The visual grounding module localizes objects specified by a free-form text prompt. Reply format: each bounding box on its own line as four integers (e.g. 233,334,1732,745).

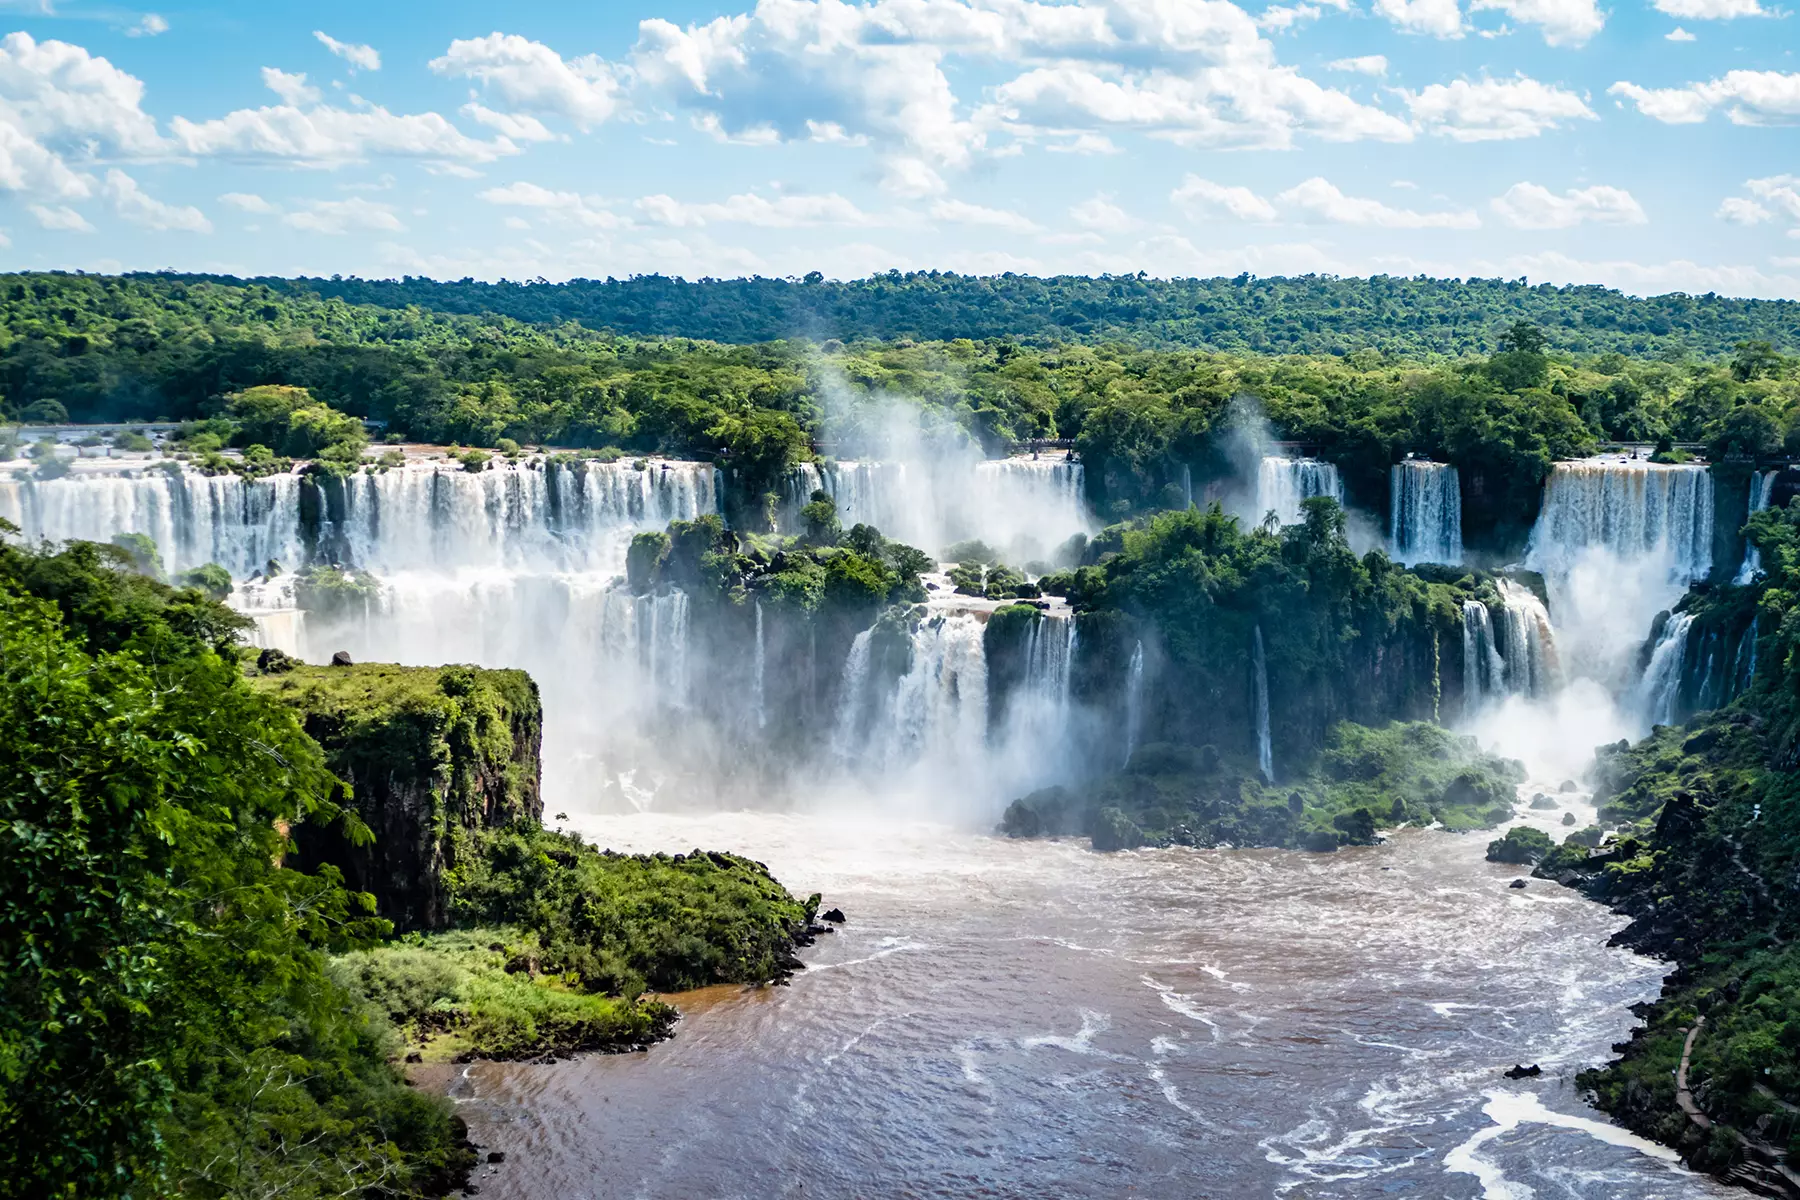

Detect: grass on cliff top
330,928,676,1063
446,824,816,996
1003,720,1524,852
250,661,538,729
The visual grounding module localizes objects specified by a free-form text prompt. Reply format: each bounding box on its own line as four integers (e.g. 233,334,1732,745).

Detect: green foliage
178,561,232,601
445,826,811,996
111,429,153,452
627,530,671,595
227,383,368,461
108,531,164,581
292,563,383,619
0,535,460,1200
1486,825,1554,864
800,489,841,546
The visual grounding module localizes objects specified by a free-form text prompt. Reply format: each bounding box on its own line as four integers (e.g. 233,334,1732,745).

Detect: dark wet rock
1558,780,1579,793
330,649,354,666
1529,794,1558,810
1562,812,1577,826
821,908,846,923
1504,1064,1543,1079
256,646,296,673
1509,879,1528,889
488,1151,506,1164
405,1050,423,1063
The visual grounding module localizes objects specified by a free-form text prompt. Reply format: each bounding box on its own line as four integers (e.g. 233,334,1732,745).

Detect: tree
800,490,841,546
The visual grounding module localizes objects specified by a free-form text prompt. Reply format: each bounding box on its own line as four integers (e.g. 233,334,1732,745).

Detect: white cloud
929,198,1039,232
261,67,321,107
1407,76,1597,140
1280,176,1480,228
171,69,518,166
1069,193,1137,233
1609,71,1800,126
1665,26,1698,39
220,191,277,214
635,191,877,228
429,33,620,129
1371,0,1464,38
314,31,381,72
1746,175,1800,220
102,169,211,232
1469,0,1606,46
1257,4,1323,31
1328,55,1388,75
1653,0,1766,17
0,32,165,201
29,202,92,231
1490,182,1646,229
1718,196,1772,224
281,196,403,234
881,156,947,198
461,103,558,143
477,180,623,228
1171,174,1278,221
126,14,168,37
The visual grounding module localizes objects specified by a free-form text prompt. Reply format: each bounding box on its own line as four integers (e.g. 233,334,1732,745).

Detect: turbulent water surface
442,810,1730,1200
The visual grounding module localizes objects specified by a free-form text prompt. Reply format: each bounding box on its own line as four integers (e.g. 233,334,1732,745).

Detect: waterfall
831,629,875,759
1182,464,1193,509
1461,601,1504,718
783,455,1093,558
1632,612,1695,728
1493,579,1560,699
1015,614,1077,747
1388,461,1462,566
866,613,989,774
753,601,766,730
1256,457,1343,527
1735,469,1779,583
1122,639,1145,767
1252,626,1273,783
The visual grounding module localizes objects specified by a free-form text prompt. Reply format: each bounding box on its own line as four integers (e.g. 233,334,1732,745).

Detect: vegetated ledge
252,655,826,1066
1533,712,1800,1198
1002,720,1524,852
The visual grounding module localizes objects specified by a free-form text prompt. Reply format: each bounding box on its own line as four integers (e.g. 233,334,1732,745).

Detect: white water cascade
1494,579,1560,699
752,601,766,731
1122,639,1145,767
784,455,1093,561
1255,457,1343,528
3,456,723,810
1253,626,1273,783
1524,461,1714,689
1388,461,1462,566
1461,601,1506,719
854,612,990,785
1631,612,1695,728
1735,469,1779,584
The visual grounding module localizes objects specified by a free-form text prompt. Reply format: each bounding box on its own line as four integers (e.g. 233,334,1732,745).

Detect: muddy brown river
438,802,1733,1200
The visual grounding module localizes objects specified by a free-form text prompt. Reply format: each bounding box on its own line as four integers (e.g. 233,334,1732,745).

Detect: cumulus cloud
102,169,211,232
29,202,93,231
929,198,1040,232
461,103,558,142
1328,55,1388,75
1490,182,1646,229
1665,25,1698,38
1256,4,1324,31
1279,176,1480,227
430,33,620,129
1171,174,1279,221
219,191,277,213
1069,193,1137,233
1652,0,1766,17
0,32,166,201
1371,0,1464,38
314,31,380,72
635,191,878,228
281,196,403,234
1407,76,1597,140
1469,0,1606,46
171,67,519,166
477,180,623,228
1609,70,1800,126
1718,196,1772,224
126,14,168,37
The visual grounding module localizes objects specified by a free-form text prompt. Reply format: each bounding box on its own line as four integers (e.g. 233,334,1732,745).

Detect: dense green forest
147,272,1800,358
0,529,818,1199
5,273,1797,547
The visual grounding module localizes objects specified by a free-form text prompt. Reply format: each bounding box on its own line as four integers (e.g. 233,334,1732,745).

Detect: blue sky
0,0,1796,295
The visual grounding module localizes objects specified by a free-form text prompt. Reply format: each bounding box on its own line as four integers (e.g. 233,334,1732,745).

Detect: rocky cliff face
254,661,542,931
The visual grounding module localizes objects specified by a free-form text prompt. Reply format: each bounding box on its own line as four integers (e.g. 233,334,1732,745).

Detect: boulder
1503,1064,1542,1079
821,908,846,923
330,649,354,666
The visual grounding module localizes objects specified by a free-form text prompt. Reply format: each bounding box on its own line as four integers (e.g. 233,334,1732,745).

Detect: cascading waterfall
1122,640,1145,766
1256,457,1343,527
865,613,989,776
1461,601,1505,718
1524,460,1714,690
1632,612,1695,728
1252,626,1273,783
1493,579,1560,699
783,456,1092,558
753,601,766,730
1735,469,1780,583
1388,460,1462,566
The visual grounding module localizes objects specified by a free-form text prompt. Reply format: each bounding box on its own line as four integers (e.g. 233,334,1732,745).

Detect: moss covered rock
254,663,542,931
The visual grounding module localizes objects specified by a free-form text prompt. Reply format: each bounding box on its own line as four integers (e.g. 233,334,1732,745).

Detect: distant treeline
131,271,1798,359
